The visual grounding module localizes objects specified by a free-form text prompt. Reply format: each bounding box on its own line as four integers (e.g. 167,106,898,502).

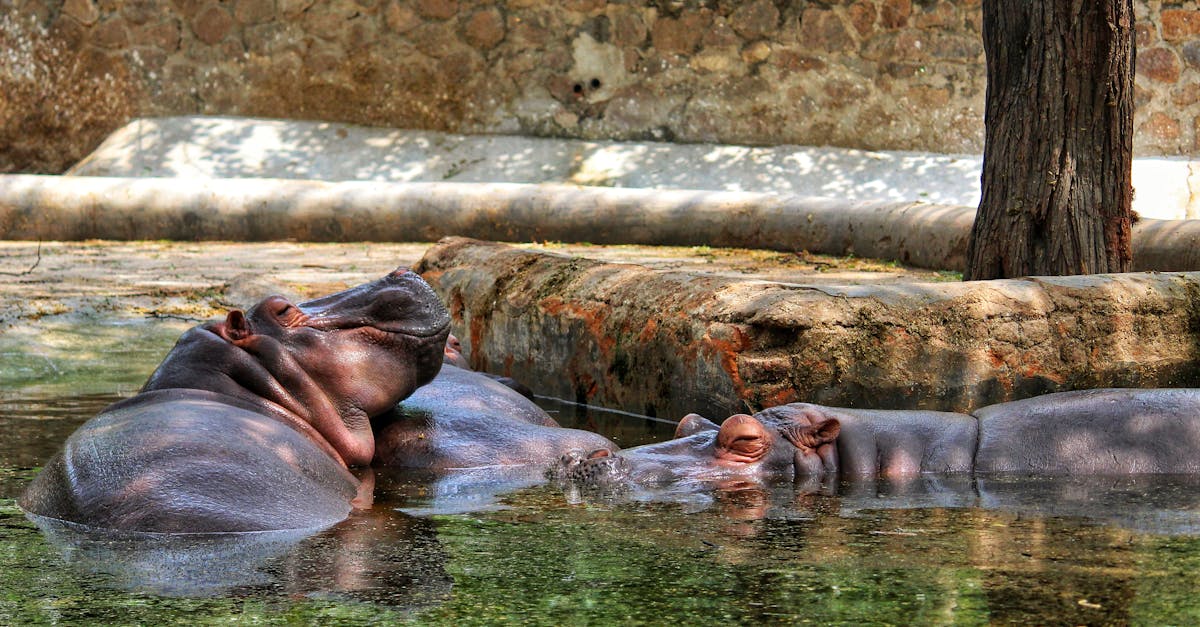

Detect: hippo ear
216,309,253,343
781,418,841,450
814,418,840,444
675,413,720,438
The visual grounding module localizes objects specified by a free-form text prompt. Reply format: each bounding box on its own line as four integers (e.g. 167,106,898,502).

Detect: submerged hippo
553,388,1200,491
373,337,616,469
551,410,842,490
20,269,450,533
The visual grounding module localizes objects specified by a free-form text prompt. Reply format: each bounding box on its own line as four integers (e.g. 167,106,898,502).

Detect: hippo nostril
587,449,613,459
388,268,412,278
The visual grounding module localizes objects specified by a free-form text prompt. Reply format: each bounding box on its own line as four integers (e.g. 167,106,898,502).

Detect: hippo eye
272,301,308,326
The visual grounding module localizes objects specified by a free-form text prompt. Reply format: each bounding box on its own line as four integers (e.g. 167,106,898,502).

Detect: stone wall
2,0,1198,173
417,238,1200,418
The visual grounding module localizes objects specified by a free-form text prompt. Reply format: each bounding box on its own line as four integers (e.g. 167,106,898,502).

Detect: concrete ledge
68,117,1200,220
3,174,1200,272
416,238,1200,419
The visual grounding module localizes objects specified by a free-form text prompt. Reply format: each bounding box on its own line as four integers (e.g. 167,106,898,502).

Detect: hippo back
374,365,616,468
763,404,978,477
973,388,1200,474
20,390,359,533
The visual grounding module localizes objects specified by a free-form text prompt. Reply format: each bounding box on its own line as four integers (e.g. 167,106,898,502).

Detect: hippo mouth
296,269,452,339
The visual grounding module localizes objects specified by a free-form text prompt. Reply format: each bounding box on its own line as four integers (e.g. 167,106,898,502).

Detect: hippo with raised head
20,269,450,533
552,388,1200,492
373,337,616,469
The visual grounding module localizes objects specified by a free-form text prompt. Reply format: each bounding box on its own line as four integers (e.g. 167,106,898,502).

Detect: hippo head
552,410,841,491
142,268,451,467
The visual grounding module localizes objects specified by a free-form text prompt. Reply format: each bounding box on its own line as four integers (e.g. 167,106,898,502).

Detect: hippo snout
549,449,631,489
298,267,451,338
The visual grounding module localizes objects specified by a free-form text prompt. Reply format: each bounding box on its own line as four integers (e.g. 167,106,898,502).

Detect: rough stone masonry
2,0,1199,173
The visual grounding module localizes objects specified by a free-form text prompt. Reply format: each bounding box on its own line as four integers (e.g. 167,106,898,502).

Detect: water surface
6,394,1200,625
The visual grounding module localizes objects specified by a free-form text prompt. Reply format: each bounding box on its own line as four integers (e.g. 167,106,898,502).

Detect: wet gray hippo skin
441,334,534,399
373,362,617,470
20,269,451,533
972,388,1200,474
555,388,1200,487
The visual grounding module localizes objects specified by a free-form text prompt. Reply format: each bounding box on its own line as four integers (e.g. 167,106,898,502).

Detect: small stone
1183,41,1200,70
123,0,159,25
464,8,505,50
1161,9,1200,42
799,8,853,53
553,108,579,129
905,85,950,108
880,0,911,29
770,48,826,72
48,13,88,47
192,4,235,45
729,0,778,39
303,7,348,41
132,19,182,51
1142,112,1180,141
385,2,420,34
234,0,275,25
825,79,871,107
279,0,315,19
650,11,711,55
63,0,100,25
847,1,877,37
1134,84,1153,109
411,22,459,58
690,48,739,74
609,10,646,47
416,0,457,20
171,0,209,20
912,1,959,29
1138,47,1181,84
92,18,130,48
741,40,771,63
126,45,167,72
701,17,741,48
307,48,344,75
1135,21,1157,48
1173,83,1200,107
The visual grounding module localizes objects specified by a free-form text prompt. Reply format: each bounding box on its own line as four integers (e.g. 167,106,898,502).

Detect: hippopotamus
553,388,1200,491
20,269,450,533
373,337,616,469
551,409,842,491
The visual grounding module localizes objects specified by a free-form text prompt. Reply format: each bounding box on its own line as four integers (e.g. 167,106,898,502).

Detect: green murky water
6,323,1200,624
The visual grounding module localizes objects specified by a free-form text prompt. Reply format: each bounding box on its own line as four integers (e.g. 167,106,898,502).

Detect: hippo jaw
144,268,451,467
295,268,451,339
551,412,841,490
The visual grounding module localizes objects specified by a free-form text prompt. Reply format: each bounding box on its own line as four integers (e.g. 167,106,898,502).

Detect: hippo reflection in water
552,388,1200,492
20,269,451,533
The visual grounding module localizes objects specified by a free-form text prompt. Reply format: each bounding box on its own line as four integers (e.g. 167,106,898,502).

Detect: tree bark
965,0,1135,280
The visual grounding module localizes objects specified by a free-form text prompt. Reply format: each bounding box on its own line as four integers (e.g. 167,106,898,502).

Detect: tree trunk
964,0,1135,281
